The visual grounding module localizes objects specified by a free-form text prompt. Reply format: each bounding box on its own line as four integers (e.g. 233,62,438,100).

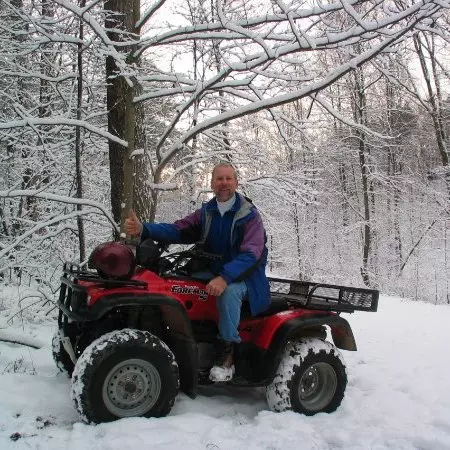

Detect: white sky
0,288,449,449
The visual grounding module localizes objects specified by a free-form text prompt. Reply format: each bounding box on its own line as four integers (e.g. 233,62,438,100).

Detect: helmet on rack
88,241,135,279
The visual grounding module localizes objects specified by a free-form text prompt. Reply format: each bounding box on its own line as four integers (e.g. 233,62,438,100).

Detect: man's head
211,163,238,202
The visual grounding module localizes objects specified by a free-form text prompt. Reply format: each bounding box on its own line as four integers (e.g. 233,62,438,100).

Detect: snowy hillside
0,293,449,450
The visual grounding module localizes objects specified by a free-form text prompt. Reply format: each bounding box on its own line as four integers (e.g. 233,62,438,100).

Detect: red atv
53,240,378,423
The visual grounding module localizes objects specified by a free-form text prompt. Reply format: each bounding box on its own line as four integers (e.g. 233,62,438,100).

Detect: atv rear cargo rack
268,277,378,313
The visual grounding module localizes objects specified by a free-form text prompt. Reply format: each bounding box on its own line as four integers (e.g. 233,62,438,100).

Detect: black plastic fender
257,314,356,385
59,293,198,398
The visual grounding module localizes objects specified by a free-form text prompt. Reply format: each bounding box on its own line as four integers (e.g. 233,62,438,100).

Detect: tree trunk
75,0,86,261
414,33,449,193
352,68,372,286
105,0,141,236
385,78,403,268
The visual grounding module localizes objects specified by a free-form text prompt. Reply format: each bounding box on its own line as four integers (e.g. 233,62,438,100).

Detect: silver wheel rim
297,362,337,411
102,358,161,417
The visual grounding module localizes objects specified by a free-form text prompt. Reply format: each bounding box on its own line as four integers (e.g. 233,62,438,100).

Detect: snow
0,294,450,449
130,148,145,158
144,182,178,191
0,330,44,350
0,117,128,147
0,189,117,229
0,193,118,265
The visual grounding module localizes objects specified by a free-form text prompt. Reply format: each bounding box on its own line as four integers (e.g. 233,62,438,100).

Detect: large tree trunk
105,0,141,236
75,0,86,261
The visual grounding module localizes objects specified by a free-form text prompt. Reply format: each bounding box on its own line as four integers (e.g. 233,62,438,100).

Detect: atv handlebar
145,243,222,277
187,246,222,261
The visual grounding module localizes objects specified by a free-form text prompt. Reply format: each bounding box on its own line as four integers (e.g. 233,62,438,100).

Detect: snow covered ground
0,291,450,450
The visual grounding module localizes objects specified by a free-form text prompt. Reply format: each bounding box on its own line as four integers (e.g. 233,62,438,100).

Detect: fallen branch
0,331,44,349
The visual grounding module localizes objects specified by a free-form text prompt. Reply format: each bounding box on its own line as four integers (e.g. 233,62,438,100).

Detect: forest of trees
1,0,450,305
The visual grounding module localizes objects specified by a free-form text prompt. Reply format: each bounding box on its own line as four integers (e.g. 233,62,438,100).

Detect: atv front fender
58,292,198,398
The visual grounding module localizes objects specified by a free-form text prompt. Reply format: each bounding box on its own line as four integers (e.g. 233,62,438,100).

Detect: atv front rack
268,277,379,313
57,263,148,323
62,262,147,288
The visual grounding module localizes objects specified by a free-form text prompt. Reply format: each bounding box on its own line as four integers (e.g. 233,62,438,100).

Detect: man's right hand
124,210,143,237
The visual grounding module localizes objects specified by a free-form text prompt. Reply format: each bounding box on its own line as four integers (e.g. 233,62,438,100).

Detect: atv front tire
52,331,74,377
71,329,179,423
266,338,347,415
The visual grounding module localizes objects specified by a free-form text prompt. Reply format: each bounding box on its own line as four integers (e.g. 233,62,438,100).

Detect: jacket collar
206,193,241,212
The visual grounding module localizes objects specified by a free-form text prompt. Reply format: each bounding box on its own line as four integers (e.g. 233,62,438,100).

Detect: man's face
211,166,238,202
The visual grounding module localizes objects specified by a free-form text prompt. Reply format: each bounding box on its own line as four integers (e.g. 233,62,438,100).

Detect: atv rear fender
263,314,356,382
269,314,357,351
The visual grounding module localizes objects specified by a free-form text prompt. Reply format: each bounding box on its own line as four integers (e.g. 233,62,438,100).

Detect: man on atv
125,163,270,382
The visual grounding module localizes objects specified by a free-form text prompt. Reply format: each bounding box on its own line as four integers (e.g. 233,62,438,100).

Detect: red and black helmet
88,241,135,279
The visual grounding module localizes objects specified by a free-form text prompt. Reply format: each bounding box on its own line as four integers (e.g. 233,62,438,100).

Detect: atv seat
240,295,289,319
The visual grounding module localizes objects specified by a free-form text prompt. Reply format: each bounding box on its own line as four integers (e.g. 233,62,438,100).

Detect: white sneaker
209,364,235,382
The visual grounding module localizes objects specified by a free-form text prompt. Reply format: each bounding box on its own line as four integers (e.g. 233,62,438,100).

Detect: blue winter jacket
141,193,270,316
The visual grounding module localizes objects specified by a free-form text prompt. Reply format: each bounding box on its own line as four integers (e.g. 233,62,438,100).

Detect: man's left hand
206,276,228,297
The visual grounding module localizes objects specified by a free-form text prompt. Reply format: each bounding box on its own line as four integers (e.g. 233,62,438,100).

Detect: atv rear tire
71,329,179,423
266,338,347,415
52,331,74,377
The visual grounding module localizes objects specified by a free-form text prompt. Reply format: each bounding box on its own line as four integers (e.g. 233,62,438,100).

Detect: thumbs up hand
124,210,143,236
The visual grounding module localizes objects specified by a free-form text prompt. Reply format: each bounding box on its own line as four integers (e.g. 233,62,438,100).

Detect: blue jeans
193,270,247,343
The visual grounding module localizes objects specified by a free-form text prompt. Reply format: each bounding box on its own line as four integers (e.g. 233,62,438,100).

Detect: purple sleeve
173,209,202,243
220,211,266,282
239,212,265,258
173,209,201,230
